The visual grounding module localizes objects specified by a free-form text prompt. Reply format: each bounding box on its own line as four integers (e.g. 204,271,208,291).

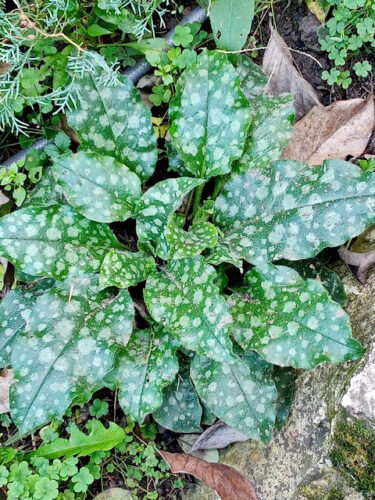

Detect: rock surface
185,266,375,500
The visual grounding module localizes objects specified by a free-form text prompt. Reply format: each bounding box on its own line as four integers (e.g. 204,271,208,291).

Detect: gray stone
185,266,375,500
93,488,132,500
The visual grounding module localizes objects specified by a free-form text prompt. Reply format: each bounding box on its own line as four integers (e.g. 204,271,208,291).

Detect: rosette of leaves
0,50,372,443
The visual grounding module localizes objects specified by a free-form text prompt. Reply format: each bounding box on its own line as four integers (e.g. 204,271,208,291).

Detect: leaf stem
192,183,204,219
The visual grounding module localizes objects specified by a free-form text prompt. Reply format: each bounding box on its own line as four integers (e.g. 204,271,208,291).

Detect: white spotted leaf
9,275,135,434
158,213,218,260
0,279,54,367
144,257,234,363
191,350,277,443
169,51,252,179
67,74,157,182
136,177,204,254
99,249,155,290
0,204,124,279
228,265,363,369
232,94,295,175
52,152,142,223
236,55,267,99
115,327,179,423
153,374,203,433
214,160,375,266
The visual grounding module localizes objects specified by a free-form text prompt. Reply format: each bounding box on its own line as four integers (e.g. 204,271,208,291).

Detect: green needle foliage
0,23,371,446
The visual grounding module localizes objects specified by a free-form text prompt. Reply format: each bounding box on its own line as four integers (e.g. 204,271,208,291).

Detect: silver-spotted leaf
67,74,157,182
232,94,295,175
214,160,375,266
278,258,347,306
144,257,234,363
115,328,179,422
236,55,267,99
0,279,54,367
9,276,134,433
228,265,363,369
169,51,251,178
205,240,243,270
99,250,155,289
210,0,255,52
158,213,218,259
191,351,277,443
31,420,125,459
52,152,142,223
153,375,203,433
136,177,204,251
0,204,123,279
24,168,65,208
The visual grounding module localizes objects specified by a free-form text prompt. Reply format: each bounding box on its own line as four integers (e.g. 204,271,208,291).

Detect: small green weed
319,0,375,88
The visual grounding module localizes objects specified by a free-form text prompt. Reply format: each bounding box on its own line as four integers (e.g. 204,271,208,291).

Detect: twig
338,245,375,284
133,298,149,319
215,46,323,68
14,3,85,53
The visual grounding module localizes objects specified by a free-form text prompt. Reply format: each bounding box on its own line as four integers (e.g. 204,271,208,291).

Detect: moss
297,484,344,500
330,413,375,496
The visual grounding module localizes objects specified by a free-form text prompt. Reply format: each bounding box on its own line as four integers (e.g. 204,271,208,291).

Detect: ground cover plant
1,0,375,498
0,44,372,439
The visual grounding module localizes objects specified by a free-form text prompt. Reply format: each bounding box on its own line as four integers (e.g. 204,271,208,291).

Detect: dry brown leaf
190,422,248,452
0,62,11,75
159,450,258,500
0,369,13,414
282,97,375,164
262,26,321,120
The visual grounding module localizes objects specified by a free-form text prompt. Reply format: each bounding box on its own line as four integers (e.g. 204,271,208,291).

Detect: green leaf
191,350,277,443
158,213,218,259
236,55,267,99
67,74,157,182
0,279,54,367
115,327,179,422
228,265,363,369
30,420,124,459
99,250,155,289
0,204,123,279
9,276,134,433
153,375,203,433
278,258,347,306
232,94,295,175
136,177,204,252
214,160,375,266
24,168,65,208
169,51,251,178
273,366,296,430
87,24,112,37
144,257,234,363
210,0,255,51
52,152,142,223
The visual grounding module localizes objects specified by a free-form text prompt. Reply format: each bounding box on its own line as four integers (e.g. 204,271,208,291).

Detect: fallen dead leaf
263,26,321,120
190,421,248,452
159,450,258,500
282,96,375,164
0,62,11,76
0,369,13,414
93,489,131,500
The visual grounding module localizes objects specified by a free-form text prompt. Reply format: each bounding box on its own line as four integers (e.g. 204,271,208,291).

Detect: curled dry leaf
0,368,13,414
190,421,248,452
338,246,375,284
262,26,321,120
159,450,258,500
282,97,375,164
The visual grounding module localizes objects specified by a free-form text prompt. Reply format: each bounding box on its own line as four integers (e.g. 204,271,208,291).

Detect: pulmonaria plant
0,49,373,442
